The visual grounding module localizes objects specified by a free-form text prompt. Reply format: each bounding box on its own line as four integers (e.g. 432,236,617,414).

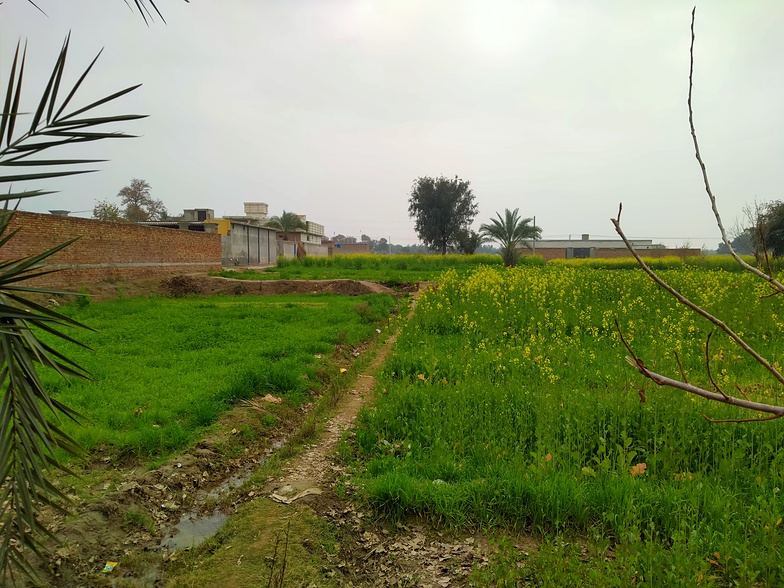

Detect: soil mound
158,275,203,297
158,277,397,297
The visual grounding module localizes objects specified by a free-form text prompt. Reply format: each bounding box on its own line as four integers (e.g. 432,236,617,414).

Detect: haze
4,1,783,247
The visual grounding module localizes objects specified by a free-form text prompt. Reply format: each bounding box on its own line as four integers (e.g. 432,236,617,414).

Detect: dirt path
263,282,405,498
259,283,491,587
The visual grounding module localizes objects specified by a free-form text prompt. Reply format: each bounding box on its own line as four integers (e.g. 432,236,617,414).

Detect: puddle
160,435,289,552
160,510,228,551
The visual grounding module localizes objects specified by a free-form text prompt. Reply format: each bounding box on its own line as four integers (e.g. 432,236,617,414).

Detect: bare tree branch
610,8,784,421
687,7,784,294
622,356,784,419
674,351,689,383
612,207,784,389
704,331,729,399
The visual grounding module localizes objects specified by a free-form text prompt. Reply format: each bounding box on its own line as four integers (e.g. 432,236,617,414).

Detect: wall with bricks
3,212,222,289
523,247,702,261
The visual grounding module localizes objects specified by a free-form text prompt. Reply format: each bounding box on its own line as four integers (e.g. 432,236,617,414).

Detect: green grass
352,265,784,585
215,253,527,282
38,293,395,459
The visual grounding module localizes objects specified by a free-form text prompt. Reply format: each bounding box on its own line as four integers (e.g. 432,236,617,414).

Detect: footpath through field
166,281,493,587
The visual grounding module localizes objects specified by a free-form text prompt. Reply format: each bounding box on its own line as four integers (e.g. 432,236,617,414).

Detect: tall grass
38,293,395,458
218,253,531,282
354,266,784,585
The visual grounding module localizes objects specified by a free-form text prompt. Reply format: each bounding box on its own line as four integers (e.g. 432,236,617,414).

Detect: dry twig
609,9,783,422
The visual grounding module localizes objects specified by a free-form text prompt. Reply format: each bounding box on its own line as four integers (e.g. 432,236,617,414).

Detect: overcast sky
4,1,783,247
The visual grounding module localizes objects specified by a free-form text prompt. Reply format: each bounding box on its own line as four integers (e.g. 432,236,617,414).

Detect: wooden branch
735,384,751,401
674,351,689,383
608,9,784,422
758,223,773,278
704,331,729,399
688,8,784,294
624,356,784,418
703,413,783,424
612,208,784,388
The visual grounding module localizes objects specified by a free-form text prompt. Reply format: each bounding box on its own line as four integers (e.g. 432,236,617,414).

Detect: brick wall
2,212,222,289
593,247,702,259
524,247,702,261
323,242,371,256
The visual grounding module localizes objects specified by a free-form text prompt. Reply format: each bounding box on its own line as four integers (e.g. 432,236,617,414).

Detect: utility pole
533,215,536,255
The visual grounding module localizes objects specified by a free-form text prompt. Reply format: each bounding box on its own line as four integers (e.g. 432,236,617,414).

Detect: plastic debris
102,561,118,574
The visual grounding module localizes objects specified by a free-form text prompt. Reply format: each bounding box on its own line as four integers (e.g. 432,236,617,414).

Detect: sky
3,0,783,248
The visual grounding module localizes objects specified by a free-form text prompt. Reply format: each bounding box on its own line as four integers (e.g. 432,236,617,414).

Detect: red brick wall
3,212,222,289
323,242,371,255
592,248,702,259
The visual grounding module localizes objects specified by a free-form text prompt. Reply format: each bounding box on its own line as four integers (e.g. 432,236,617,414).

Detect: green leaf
0,42,21,149
0,169,95,183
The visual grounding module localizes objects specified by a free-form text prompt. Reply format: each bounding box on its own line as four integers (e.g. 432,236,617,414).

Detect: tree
264,210,306,238
717,231,753,255
738,200,784,263
455,228,487,255
92,199,122,222
93,179,166,222
612,9,784,421
118,178,166,222
480,208,541,267
375,237,389,254
0,36,146,583
408,175,478,255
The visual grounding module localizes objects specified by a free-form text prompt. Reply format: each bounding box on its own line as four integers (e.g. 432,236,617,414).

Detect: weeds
35,293,395,460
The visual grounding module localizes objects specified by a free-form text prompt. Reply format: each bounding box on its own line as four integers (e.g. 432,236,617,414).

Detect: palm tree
264,210,307,239
0,35,147,584
480,208,541,267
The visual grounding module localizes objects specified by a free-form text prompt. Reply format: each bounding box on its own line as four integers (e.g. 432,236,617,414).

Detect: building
527,234,701,261
139,202,329,263
321,240,371,255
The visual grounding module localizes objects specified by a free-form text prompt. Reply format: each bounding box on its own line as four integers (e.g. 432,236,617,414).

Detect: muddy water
159,438,287,552
160,511,228,551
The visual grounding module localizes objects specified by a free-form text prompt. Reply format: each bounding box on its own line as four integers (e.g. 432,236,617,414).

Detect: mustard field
354,265,784,585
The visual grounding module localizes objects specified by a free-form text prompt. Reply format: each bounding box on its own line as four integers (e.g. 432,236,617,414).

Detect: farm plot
39,292,395,459
354,265,784,585
217,253,508,282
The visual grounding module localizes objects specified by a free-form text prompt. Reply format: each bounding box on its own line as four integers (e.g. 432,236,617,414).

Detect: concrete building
215,220,279,266
322,240,371,255
183,208,215,222
140,202,329,263
526,234,701,261
244,202,268,219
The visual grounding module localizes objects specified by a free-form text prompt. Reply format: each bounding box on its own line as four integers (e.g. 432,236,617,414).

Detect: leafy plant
264,210,307,236
408,175,479,255
480,208,541,267
0,36,144,583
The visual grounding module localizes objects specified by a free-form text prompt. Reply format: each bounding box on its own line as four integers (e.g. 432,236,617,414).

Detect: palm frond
0,36,146,201
23,0,191,25
480,208,541,267
0,33,145,583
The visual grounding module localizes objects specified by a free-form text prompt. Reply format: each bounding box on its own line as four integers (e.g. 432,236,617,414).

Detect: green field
352,265,784,585
39,293,395,458
217,253,511,282
218,253,784,284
